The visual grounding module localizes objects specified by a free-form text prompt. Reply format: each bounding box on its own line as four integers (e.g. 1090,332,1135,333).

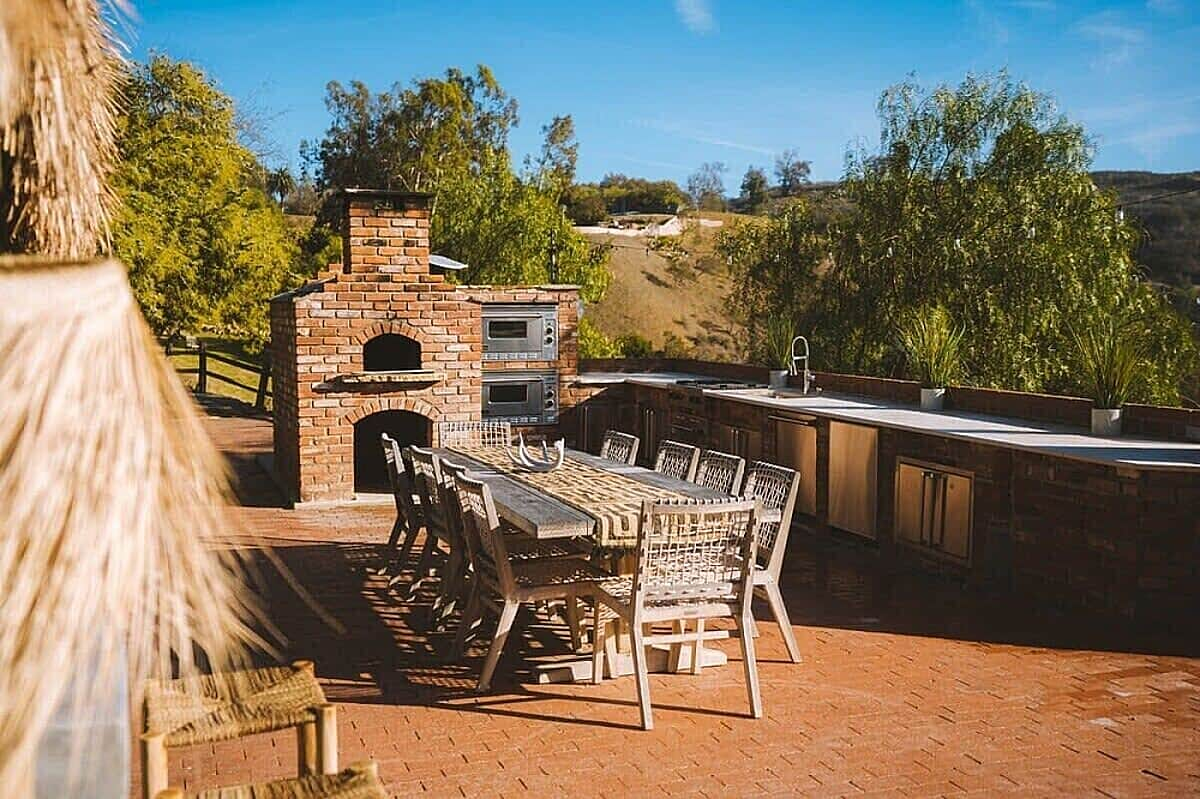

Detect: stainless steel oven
482,370,558,424
482,304,558,361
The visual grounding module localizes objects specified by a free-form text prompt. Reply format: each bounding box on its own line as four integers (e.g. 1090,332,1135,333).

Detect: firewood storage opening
353,410,430,493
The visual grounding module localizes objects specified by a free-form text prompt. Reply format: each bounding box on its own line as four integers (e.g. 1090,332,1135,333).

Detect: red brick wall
946,386,1092,428
1122,403,1200,441
271,189,580,504
805,371,923,404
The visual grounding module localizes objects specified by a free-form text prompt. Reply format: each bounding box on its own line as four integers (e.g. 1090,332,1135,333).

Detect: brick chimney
341,188,431,277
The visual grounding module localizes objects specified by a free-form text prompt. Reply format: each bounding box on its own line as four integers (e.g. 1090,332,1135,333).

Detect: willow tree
823,72,1195,403
0,2,261,793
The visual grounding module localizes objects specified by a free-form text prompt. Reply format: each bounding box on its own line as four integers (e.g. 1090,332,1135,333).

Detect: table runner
451,445,692,548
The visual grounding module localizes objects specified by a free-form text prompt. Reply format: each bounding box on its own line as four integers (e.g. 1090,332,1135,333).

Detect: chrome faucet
789,335,814,394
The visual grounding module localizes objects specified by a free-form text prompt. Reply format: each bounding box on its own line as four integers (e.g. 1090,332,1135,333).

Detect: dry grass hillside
582,213,747,361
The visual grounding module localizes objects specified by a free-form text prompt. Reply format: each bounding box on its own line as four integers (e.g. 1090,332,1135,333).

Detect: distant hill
1092,171,1200,288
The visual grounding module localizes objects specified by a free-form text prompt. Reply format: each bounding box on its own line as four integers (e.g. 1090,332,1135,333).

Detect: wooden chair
591,498,762,730
599,430,639,465
653,439,700,481
741,460,803,663
407,446,467,625
140,661,336,799
155,760,386,799
694,449,746,495
437,420,513,449
452,473,613,691
378,433,423,578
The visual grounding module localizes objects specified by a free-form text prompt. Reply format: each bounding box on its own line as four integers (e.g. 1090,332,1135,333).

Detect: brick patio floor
142,401,1200,797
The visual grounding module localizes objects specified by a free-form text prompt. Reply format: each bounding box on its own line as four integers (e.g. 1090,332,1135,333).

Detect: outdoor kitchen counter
574,372,1200,472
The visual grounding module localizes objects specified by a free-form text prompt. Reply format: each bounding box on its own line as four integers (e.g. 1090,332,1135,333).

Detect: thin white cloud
965,0,1010,46
1076,13,1147,69
1146,0,1181,13
636,118,774,155
616,155,693,173
1009,0,1056,11
1114,121,1200,147
674,0,715,34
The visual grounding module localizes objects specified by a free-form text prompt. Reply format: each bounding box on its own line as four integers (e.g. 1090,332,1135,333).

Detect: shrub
616,332,654,358
900,306,965,388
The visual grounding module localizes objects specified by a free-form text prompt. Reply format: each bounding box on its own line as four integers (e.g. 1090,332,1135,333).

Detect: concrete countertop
574,372,1200,472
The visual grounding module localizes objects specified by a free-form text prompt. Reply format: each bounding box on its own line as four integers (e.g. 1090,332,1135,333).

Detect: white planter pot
920,387,946,411
1091,408,1122,437
768,370,788,389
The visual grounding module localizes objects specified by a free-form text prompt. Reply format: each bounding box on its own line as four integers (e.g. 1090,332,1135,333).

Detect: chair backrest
407,446,448,541
381,433,420,532
633,498,759,614
694,450,746,495
653,439,700,482
453,473,514,595
437,421,513,449
740,461,801,577
438,459,470,553
600,430,639,465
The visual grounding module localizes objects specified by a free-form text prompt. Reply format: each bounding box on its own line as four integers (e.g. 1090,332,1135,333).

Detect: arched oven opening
353,410,431,493
363,334,421,372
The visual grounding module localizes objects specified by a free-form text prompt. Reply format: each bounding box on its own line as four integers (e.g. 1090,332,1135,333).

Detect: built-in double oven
482,370,558,425
481,303,558,361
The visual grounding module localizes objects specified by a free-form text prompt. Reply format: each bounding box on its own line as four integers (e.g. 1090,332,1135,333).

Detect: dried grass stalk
0,256,267,792
0,0,127,255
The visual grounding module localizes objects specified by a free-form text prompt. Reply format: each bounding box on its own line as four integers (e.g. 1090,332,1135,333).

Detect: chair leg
667,619,686,672
434,545,464,628
591,607,606,685
736,612,763,719
478,599,520,692
405,535,441,599
140,732,168,799
315,703,338,775
452,582,482,661
691,618,706,675
397,521,421,568
565,595,583,652
629,621,653,730
296,717,317,775
764,581,802,663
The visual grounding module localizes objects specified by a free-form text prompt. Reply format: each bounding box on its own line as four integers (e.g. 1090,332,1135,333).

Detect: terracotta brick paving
143,401,1200,798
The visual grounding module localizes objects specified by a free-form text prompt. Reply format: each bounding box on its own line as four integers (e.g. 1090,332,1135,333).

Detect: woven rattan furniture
140,661,337,799
453,473,613,691
437,420,512,449
599,430,639,465
693,449,746,495
379,433,424,577
653,439,700,482
591,498,762,730
155,761,386,799
741,460,803,663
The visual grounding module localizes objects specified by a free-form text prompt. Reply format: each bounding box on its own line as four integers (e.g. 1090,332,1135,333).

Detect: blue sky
129,0,1199,189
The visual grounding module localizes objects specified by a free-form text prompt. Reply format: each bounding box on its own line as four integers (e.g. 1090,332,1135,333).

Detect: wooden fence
168,340,272,411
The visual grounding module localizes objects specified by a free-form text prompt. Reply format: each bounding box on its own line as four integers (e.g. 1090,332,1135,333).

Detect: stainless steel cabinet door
773,418,817,516
939,472,972,560
828,421,878,538
895,462,928,546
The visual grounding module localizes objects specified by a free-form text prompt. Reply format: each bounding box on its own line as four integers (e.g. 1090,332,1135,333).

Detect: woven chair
140,661,336,799
741,461,803,663
155,761,386,799
453,473,613,691
437,420,513,449
693,449,746,495
653,439,700,482
378,433,423,578
599,430,639,465
591,498,762,730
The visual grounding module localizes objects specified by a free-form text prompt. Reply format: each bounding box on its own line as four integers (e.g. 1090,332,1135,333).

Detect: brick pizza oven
270,188,580,505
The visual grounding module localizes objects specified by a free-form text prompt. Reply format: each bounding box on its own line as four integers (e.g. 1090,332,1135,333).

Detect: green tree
687,162,727,211
822,72,1195,403
308,65,610,302
717,201,825,364
774,149,811,196
265,166,295,207
111,55,296,347
738,166,769,214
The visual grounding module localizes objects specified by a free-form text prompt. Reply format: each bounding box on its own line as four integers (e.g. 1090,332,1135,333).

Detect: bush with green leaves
1071,314,1146,408
900,307,966,388
578,317,621,359
616,332,654,358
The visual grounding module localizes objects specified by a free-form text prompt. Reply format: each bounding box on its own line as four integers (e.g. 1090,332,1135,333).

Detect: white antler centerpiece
508,433,566,472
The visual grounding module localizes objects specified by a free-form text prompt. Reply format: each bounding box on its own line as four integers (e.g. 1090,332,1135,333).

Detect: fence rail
167,340,272,410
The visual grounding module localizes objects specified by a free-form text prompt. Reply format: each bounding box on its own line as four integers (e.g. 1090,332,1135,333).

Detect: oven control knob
545,399,555,409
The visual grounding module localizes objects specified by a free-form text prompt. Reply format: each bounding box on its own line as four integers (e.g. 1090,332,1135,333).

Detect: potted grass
900,307,965,411
1072,316,1144,436
763,313,795,389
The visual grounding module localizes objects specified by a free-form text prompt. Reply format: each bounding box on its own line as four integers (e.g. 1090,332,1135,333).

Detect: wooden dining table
432,445,730,683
